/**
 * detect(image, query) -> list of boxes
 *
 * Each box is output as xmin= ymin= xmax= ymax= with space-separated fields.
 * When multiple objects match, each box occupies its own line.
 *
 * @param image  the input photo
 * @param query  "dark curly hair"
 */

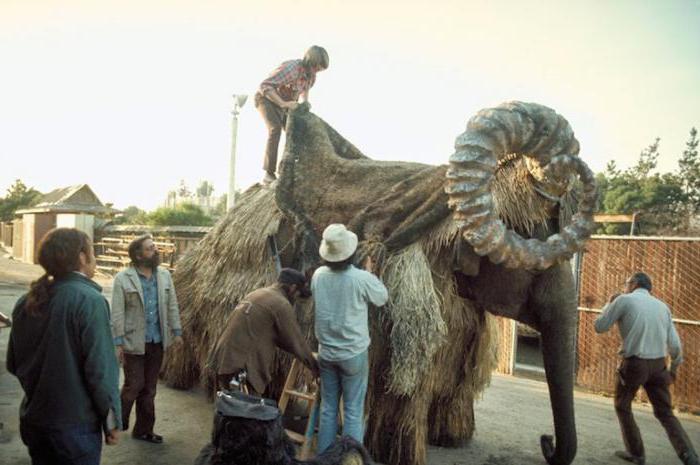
xmin=25 ymin=228 xmax=91 ymax=316
xmin=128 ymin=234 xmax=153 ymax=265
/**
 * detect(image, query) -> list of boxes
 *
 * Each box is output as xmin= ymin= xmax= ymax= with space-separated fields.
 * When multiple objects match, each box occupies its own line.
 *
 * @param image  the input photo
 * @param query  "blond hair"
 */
xmin=303 ymin=45 xmax=329 ymax=70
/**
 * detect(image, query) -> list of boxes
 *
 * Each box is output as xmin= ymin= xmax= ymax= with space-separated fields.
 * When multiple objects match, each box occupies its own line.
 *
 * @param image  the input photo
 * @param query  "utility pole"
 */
xmin=228 ymin=94 xmax=248 ymax=210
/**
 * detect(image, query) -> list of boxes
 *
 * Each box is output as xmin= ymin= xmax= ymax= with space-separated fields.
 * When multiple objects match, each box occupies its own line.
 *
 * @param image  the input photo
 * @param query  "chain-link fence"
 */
xmin=576 ymin=236 xmax=700 ymax=413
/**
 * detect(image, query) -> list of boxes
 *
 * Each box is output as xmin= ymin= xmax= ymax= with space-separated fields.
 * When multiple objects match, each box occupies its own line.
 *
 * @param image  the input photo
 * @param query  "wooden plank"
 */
xmin=283 ymin=389 xmax=317 ymax=401
xmin=285 ymin=429 xmax=306 ymax=444
xmin=593 ymin=214 xmax=635 ymax=223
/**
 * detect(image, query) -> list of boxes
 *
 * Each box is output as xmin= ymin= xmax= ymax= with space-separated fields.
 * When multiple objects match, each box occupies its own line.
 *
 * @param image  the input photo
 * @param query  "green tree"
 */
xmin=113 ymin=205 xmax=148 ymax=225
xmin=597 ymin=138 xmax=686 ymax=235
xmin=0 ymin=179 xmax=42 ymax=221
xmin=146 ymin=203 xmax=213 ymax=226
xmin=211 ymin=195 xmax=228 ymax=219
xmin=196 ymin=180 xmax=215 ymax=198
xmin=678 ymin=127 xmax=699 ymax=211
xmin=628 ymin=138 xmax=659 ymax=180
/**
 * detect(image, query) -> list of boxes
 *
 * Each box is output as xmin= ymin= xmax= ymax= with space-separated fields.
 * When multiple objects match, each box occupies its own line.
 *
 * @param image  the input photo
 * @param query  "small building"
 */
xmin=14 ymin=184 xmax=112 ymax=264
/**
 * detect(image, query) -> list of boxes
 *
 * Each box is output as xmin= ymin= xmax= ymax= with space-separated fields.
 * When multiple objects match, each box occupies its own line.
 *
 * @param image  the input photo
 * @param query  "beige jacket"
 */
xmin=110 ymin=266 xmax=182 ymax=355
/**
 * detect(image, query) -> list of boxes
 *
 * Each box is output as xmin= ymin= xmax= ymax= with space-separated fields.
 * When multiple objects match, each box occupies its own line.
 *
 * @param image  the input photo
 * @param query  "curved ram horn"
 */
xmin=445 ymin=101 xmax=597 ymax=270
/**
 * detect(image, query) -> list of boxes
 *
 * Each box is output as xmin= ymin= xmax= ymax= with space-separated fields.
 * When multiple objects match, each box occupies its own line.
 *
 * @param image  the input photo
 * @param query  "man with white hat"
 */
xmin=311 ymin=224 xmax=388 ymax=453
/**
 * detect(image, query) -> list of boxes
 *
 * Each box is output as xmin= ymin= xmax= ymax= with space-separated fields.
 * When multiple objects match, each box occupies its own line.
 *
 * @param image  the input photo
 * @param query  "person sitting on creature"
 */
xmin=255 ymin=45 xmax=329 ymax=185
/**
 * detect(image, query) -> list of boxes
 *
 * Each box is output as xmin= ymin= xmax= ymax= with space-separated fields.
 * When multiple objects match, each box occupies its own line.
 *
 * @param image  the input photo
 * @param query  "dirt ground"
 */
xmin=0 ymin=254 xmax=698 ymax=465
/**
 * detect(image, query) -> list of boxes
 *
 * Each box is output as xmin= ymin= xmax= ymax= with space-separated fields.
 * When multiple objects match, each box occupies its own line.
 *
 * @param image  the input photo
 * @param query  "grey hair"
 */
xmin=629 ymin=272 xmax=652 ymax=291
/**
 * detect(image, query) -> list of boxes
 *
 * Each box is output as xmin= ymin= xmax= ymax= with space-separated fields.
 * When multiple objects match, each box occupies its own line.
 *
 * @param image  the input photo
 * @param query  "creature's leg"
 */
xmin=427 ymin=298 xmax=484 ymax=447
xmin=428 ymin=387 xmax=475 ymax=447
xmin=365 ymin=390 xmax=431 ymax=465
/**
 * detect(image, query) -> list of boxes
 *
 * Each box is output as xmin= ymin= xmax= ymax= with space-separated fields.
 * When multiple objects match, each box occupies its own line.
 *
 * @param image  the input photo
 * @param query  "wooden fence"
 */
xmin=0 ymin=222 xmax=13 ymax=248
xmin=94 ymin=225 xmax=211 ymax=274
xmin=576 ymin=236 xmax=700 ymax=413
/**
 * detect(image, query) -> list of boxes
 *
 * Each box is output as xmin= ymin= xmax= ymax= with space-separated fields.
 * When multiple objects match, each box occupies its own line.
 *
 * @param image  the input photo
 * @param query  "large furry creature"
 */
xmin=194 ymin=391 xmax=372 ymax=465
xmin=168 ymin=102 xmax=597 ymax=465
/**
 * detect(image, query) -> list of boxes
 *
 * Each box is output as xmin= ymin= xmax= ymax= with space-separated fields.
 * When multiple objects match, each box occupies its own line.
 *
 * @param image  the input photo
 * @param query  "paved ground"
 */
xmin=0 ymin=255 xmax=698 ymax=464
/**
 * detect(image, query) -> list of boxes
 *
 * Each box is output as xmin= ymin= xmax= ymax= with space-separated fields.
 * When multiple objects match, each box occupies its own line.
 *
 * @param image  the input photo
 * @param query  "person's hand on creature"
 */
xmin=364 ymin=255 xmax=374 ymax=273
xmin=173 ymin=335 xmax=184 ymax=345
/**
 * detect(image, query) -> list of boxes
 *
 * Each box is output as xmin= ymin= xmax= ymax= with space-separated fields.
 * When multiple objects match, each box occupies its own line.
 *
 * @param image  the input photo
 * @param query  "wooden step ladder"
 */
xmin=278 ymin=357 xmax=320 ymax=460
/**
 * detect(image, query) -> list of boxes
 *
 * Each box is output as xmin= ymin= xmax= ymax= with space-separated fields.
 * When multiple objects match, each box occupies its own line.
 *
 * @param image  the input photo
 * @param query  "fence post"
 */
xmin=572 ymin=251 xmax=583 ymax=379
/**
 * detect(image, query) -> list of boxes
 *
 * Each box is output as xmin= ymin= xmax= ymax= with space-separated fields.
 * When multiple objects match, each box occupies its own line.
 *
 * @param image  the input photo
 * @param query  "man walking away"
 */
xmin=595 ymin=272 xmax=698 ymax=465
xmin=312 ymin=224 xmax=388 ymax=453
xmin=111 ymin=234 xmax=183 ymax=444
xmin=7 ymin=228 xmax=121 ymax=465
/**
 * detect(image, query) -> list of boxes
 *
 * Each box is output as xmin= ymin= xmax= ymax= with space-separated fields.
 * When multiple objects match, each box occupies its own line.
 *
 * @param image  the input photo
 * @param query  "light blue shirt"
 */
xmin=595 ymin=288 xmax=683 ymax=370
xmin=312 ymin=265 xmax=388 ymax=362
xmin=138 ymin=271 xmax=162 ymax=344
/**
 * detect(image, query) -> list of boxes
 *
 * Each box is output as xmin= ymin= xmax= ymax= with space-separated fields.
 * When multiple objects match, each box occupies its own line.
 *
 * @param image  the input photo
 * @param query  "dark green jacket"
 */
xmin=6 ymin=273 xmax=122 ymax=431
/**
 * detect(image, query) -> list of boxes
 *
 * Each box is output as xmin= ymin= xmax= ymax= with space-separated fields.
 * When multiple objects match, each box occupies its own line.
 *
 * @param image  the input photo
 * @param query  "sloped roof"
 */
xmin=16 ymin=184 xmax=111 ymax=215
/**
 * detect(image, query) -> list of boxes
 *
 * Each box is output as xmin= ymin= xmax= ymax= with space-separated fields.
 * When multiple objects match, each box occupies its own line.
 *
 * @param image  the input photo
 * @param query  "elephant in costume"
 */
xmin=163 ymin=101 xmax=597 ymax=465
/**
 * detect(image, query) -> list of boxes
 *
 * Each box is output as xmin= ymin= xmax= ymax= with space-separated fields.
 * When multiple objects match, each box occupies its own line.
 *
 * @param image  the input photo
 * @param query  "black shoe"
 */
xmin=133 ymin=432 xmax=163 ymax=444
xmin=681 ymin=451 xmax=700 ymax=465
xmin=615 ymin=450 xmax=645 ymax=465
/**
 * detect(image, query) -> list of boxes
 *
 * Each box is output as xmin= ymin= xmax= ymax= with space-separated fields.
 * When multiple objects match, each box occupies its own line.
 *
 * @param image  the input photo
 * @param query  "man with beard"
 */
xmin=111 ymin=234 xmax=183 ymax=444
xmin=210 ymin=268 xmax=319 ymax=395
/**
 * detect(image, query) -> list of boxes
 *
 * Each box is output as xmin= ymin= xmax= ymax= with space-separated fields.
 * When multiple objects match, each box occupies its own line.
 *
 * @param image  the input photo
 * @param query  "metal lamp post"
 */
xmin=228 ymin=94 xmax=248 ymax=210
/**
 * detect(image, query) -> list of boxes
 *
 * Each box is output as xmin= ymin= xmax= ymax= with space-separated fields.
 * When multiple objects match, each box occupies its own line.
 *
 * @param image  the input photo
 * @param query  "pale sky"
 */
xmin=1 ymin=0 xmax=699 ymax=210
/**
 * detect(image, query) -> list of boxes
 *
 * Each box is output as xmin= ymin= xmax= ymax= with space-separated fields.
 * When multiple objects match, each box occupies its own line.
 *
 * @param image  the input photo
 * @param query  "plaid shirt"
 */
xmin=259 ymin=59 xmax=316 ymax=102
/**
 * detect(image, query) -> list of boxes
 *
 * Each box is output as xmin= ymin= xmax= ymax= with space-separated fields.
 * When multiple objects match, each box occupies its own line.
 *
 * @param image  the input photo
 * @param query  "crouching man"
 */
xmin=211 ymin=268 xmax=319 ymax=395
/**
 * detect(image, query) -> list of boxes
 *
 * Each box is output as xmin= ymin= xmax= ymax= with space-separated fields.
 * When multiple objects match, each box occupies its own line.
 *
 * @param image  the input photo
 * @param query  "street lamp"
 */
xmin=228 ymin=94 xmax=248 ymax=210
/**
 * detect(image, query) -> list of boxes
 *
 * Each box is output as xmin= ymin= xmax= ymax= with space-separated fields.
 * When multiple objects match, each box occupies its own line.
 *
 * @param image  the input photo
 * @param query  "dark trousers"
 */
xmin=255 ymin=92 xmax=287 ymax=175
xmin=121 ymin=342 xmax=164 ymax=436
xmin=615 ymin=357 xmax=697 ymax=460
xmin=20 ymin=422 xmax=102 ymax=465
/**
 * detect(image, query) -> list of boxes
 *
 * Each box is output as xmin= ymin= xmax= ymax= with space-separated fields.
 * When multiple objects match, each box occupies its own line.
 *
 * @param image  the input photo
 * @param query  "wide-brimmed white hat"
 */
xmin=319 ymin=224 xmax=358 ymax=262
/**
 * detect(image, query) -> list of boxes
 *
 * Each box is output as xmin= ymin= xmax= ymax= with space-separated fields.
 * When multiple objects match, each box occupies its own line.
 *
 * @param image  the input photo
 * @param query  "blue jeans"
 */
xmin=317 ymin=350 xmax=369 ymax=453
xmin=20 ymin=422 xmax=103 ymax=465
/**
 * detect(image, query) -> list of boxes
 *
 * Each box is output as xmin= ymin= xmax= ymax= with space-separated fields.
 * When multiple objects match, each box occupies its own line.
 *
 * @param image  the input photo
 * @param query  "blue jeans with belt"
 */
xmin=317 ymin=350 xmax=369 ymax=453
xmin=20 ymin=422 xmax=102 ymax=465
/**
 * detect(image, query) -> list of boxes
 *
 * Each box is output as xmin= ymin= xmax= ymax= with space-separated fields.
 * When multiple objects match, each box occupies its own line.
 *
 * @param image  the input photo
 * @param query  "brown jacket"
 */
xmin=211 ymin=284 xmax=316 ymax=393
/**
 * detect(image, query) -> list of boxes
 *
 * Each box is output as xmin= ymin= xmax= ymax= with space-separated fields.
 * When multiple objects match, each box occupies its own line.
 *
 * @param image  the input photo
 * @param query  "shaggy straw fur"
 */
xmin=162 ymin=186 xmax=282 ymax=390
xmin=163 ymin=106 xmax=573 ymax=465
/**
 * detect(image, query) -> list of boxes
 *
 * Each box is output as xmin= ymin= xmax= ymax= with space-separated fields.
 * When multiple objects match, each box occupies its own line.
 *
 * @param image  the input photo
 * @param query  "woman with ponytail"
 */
xmin=6 ymin=227 xmax=122 ymax=465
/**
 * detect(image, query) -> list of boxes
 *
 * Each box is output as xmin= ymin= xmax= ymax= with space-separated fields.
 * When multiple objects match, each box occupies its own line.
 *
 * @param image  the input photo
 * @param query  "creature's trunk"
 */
xmin=539 ymin=316 xmax=577 ymax=465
